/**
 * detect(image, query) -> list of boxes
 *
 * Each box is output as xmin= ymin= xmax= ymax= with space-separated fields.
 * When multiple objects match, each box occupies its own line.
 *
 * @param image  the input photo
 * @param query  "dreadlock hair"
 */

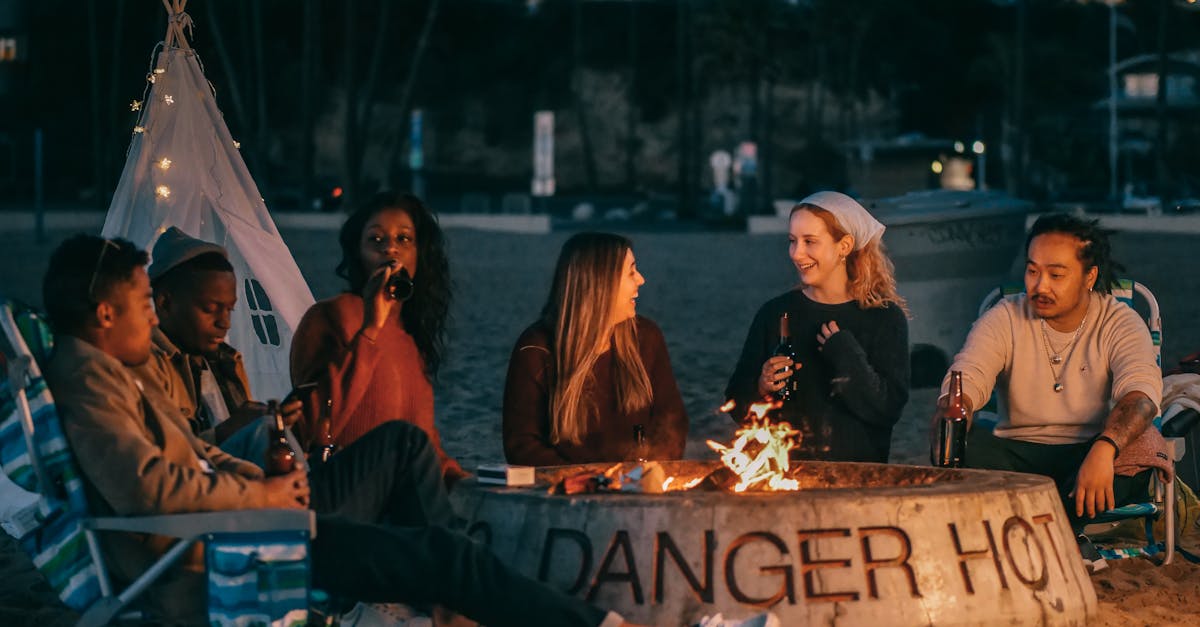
xmin=1026 ymin=213 xmax=1124 ymax=294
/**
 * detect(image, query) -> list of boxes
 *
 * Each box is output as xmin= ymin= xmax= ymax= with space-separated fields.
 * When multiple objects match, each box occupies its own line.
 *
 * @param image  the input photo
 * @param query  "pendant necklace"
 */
xmin=1040 ymin=311 xmax=1087 ymax=393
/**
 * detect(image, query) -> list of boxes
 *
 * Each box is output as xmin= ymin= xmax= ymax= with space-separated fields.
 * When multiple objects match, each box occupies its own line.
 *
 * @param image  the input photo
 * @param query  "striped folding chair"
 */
xmin=1 ymin=299 xmax=317 ymax=626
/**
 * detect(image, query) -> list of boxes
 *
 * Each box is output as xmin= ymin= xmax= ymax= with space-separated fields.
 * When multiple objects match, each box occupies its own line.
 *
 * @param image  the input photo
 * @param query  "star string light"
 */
xmin=157 ymin=157 xmax=172 ymax=171
xmin=155 ymin=185 xmax=171 ymax=199
xmin=163 ymin=95 xmax=175 ymax=105
xmin=130 ymin=100 xmax=142 ymax=111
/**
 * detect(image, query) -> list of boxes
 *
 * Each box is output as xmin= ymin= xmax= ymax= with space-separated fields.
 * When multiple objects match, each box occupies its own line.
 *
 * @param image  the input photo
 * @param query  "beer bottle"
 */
xmin=630 ymin=424 xmax=649 ymax=463
xmin=309 ymin=399 xmax=337 ymax=464
xmin=772 ymin=313 xmax=797 ymax=401
xmin=265 ymin=400 xmax=296 ymax=476
xmin=932 ymin=371 xmax=969 ymax=468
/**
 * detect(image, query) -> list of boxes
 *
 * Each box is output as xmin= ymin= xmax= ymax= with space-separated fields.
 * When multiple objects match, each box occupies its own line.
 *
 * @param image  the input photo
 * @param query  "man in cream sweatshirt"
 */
xmin=939 ymin=213 xmax=1170 ymax=533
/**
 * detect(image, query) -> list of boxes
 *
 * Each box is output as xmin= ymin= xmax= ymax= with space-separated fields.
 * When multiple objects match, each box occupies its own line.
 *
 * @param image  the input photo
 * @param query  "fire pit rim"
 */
xmin=461 ymin=460 xmax=1057 ymax=503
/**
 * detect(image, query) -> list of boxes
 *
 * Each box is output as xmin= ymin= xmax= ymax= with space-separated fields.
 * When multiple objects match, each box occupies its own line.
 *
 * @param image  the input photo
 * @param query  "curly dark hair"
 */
xmin=335 ymin=191 xmax=452 ymax=378
xmin=1025 ymin=213 xmax=1124 ymax=294
xmin=43 ymin=234 xmax=149 ymax=335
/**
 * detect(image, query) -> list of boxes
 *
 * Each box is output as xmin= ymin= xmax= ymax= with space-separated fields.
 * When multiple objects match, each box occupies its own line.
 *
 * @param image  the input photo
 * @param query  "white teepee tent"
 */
xmin=102 ymin=0 xmax=313 ymax=400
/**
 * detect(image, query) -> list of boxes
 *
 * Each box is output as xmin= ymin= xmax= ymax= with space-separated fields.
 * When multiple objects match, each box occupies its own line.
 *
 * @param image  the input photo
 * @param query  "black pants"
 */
xmin=305 ymin=422 xmax=608 ymax=627
xmin=965 ymin=425 xmax=1155 ymax=532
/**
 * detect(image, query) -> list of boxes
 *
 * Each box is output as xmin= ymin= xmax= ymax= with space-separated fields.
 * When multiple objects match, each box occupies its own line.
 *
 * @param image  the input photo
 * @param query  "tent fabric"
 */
xmin=102 ymin=42 xmax=313 ymax=401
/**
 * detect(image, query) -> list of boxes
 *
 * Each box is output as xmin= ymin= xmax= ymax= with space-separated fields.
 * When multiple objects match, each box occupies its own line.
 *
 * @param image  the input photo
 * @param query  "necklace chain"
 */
xmin=1039 ymin=312 xmax=1088 ymax=393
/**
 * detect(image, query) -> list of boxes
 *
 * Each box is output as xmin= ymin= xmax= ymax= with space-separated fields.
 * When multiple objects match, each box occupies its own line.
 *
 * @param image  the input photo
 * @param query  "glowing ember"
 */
xmin=705 ymin=400 xmax=800 ymax=492
xmin=718 ymin=399 xmax=736 ymax=413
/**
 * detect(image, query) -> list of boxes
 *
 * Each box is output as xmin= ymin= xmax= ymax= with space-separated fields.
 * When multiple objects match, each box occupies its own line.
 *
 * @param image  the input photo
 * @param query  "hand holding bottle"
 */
xmin=757 ymin=356 xmax=797 ymax=397
xmin=263 ymin=469 xmax=309 ymax=509
xmin=361 ymin=260 xmax=402 ymax=333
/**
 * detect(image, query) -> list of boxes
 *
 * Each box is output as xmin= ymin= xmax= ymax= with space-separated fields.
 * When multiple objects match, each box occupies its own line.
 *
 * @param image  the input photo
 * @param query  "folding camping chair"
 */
xmin=0 ymin=299 xmax=317 ymax=626
xmin=977 ymin=279 xmax=1192 ymax=565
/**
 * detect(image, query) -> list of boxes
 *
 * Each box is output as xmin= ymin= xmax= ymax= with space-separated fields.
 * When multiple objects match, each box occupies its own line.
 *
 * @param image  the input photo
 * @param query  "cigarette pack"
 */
xmin=476 ymin=464 xmax=536 ymax=487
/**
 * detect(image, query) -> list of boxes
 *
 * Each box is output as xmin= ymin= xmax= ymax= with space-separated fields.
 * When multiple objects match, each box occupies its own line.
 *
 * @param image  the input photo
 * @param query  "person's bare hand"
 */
xmin=816 ymin=320 xmax=840 ymax=347
xmin=278 ymin=398 xmax=304 ymax=428
xmin=263 ymin=469 xmax=310 ymax=509
xmin=757 ymin=355 xmax=798 ymax=397
xmin=1070 ymin=442 xmax=1117 ymax=519
xmin=361 ymin=261 xmax=401 ymax=332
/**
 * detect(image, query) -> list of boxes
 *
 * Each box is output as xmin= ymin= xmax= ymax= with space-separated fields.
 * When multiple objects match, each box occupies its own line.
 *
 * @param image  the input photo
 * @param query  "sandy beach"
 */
xmin=1 ymin=223 xmax=1198 ymax=625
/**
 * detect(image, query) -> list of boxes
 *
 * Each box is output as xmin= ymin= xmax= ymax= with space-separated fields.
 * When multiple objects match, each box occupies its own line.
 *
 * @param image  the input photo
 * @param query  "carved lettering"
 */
xmin=858 ymin=526 xmax=921 ymax=599
xmin=796 ymin=528 xmax=859 ymax=603
xmin=724 ymin=532 xmax=795 ymax=607
xmin=654 ymin=530 xmax=715 ymax=604
xmin=1033 ymin=513 xmax=1066 ymax=581
xmin=538 ymin=528 xmax=593 ymax=595
xmin=1002 ymin=517 xmax=1048 ymax=590
xmin=587 ymin=530 xmax=644 ymax=604
xmin=949 ymin=520 xmax=1008 ymax=594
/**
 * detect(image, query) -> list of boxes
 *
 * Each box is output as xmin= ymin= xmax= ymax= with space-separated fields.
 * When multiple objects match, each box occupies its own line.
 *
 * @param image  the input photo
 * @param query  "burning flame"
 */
xmin=705 ymin=401 xmax=800 ymax=492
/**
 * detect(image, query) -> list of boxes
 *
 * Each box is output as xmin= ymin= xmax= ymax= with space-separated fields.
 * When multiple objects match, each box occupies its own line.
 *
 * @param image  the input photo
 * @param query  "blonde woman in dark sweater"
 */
xmin=726 ymin=191 xmax=910 ymax=463
xmin=503 ymin=233 xmax=688 ymax=466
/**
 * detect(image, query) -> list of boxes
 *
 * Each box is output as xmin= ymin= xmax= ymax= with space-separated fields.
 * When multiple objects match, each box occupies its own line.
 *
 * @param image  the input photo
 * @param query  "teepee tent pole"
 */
xmin=163 ymin=0 xmax=193 ymax=51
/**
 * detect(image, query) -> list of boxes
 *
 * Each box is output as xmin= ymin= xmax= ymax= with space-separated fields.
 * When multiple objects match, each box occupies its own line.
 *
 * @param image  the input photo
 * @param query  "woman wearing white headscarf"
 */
xmin=724 ymin=191 xmax=911 ymax=462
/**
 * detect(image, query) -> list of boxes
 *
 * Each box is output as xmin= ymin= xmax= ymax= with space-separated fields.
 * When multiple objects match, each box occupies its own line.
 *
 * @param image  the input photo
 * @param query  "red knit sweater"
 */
xmin=290 ymin=293 xmax=465 ymax=479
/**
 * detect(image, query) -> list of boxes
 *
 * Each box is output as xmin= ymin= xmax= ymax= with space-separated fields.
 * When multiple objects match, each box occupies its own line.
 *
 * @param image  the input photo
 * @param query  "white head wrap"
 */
xmin=797 ymin=191 xmax=885 ymax=250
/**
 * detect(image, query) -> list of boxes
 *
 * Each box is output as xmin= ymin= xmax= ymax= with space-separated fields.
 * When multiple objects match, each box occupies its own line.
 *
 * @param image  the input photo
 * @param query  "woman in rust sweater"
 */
xmin=503 ymin=233 xmax=688 ymax=466
xmin=291 ymin=192 xmax=467 ymax=482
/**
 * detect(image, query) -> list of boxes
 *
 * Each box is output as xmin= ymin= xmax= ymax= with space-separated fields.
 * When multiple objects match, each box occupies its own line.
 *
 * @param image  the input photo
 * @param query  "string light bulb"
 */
xmin=232 ymin=140 xmax=241 ymax=149
xmin=154 ymin=68 xmax=166 ymax=75
xmin=155 ymin=185 xmax=171 ymax=199
xmin=146 ymin=73 xmax=156 ymax=84
xmin=163 ymin=95 xmax=175 ymax=105
xmin=157 ymin=157 xmax=172 ymax=171
xmin=133 ymin=126 xmax=145 ymax=134
xmin=130 ymin=100 xmax=142 ymax=111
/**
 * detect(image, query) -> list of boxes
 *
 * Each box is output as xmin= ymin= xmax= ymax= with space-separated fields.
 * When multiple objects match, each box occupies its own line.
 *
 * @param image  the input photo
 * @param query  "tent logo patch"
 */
xmin=243 ymin=278 xmax=280 ymax=346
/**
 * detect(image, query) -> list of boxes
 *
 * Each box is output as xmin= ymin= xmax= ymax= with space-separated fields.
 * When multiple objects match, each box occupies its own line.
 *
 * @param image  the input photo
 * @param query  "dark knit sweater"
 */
xmin=503 ymin=316 xmax=688 ymax=466
xmin=725 ymin=289 xmax=910 ymax=462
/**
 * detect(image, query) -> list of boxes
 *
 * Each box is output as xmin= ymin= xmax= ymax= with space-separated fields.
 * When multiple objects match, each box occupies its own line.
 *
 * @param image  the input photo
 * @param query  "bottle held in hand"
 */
xmin=772 ymin=313 xmax=797 ymax=401
xmin=309 ymin=398 xmax=337 ymax=464
xmin=265 ymin=400 xmax=296 ymax=476
xmin=630 ymin=424 xmax=649 ymax=463
xmin=386 ymin=266 xmax=413 ymax=302
xmin=932 ymin=371 xmax=969 ymax=468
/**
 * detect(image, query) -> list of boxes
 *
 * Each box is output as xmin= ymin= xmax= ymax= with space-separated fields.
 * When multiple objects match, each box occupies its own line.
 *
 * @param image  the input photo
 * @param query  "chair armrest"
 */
xmin=1162 ymin=408 xmax=1199 ymax=438
xmin=86 ymin=509 xmax=316 ymax=539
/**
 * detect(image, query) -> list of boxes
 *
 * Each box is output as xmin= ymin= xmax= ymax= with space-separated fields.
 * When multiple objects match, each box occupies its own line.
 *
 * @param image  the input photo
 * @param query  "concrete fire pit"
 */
xmin=453 ymin=461 xmax=1095 ymax=626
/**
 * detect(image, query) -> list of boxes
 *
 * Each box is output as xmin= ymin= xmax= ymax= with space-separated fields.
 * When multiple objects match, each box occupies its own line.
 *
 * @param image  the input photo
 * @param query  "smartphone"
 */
xmin=283 ymin=381 xmax=319 ymax=405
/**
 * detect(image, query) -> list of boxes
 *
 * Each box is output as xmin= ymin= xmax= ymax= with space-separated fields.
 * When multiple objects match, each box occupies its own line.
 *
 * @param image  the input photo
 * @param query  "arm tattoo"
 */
xmin=1102 ymin=392 xmax=1158 ymax=449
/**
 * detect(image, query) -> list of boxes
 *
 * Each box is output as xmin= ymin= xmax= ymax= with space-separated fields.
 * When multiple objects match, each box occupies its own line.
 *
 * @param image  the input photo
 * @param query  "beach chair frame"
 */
xmin=1 ymin=300 xmax=317 ymax=626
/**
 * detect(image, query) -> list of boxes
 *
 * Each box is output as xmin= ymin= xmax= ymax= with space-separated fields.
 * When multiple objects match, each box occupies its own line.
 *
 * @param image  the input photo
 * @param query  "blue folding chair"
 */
xmin=977 ymin=279 xmax=1192 ymax=565
xmin=0 ymin=299 xmax=317 ymax=626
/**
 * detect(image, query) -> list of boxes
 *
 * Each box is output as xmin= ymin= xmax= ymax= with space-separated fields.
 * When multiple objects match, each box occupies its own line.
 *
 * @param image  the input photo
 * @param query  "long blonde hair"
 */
xmin=541 ymin=233 xmax=654 ymax=445
xmin=793 ymin=204 xmax=909 ymax=315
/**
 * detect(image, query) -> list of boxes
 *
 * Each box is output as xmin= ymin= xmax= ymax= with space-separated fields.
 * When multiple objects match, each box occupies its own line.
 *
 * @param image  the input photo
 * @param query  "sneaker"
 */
xmin=1077 ymin=534 xmax=1108 ymax=573
xmin=694 ymin=611 xmax=781 ymax=627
